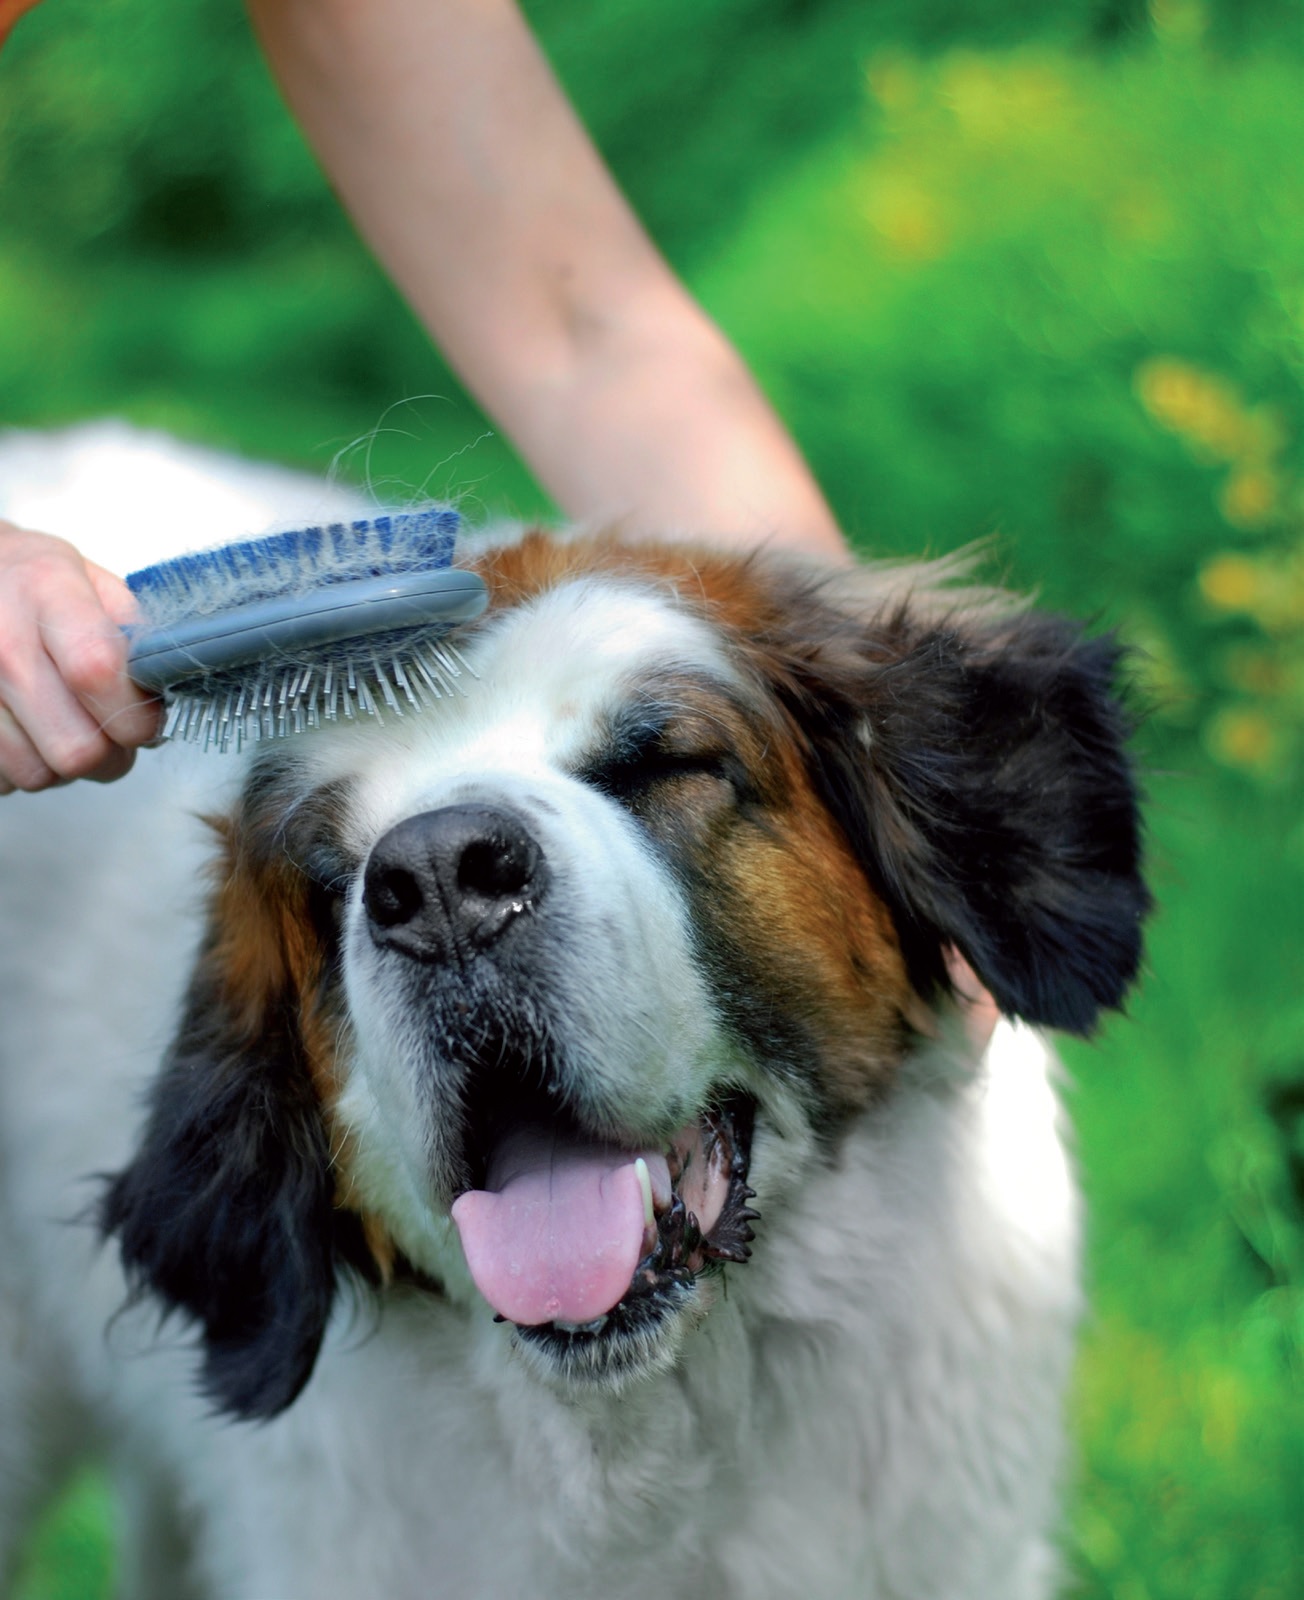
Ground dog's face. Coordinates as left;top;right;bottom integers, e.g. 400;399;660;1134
103;535;1148;1420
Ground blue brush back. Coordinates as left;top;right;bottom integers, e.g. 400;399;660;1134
126;506;460;627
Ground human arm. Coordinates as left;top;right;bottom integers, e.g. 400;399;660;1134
246;0;849;560
0;0;844;794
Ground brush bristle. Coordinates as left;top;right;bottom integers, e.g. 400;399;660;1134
159;631;477;753
126;507;459;627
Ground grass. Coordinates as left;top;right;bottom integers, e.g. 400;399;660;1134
12;1472;113;1600
1064;780;1304;1597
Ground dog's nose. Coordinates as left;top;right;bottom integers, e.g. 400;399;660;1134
362;804;548;961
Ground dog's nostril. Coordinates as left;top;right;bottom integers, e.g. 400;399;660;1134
457;835;535;901
363;804;549;961
364;863;424;929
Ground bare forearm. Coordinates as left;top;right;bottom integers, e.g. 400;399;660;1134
493;290;847;550
247;0;847;558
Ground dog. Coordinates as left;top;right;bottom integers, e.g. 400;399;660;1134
0;427;1147;1599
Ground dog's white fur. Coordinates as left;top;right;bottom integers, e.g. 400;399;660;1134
0;427;1100;1600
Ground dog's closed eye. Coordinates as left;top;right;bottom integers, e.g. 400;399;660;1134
580;687;760;815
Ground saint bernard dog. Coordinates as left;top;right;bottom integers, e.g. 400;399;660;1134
0;427;1147;1600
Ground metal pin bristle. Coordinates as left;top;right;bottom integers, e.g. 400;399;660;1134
160;639;476;752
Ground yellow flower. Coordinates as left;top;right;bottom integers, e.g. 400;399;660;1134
1135;358;1257;462
1199;554;1260;612
864;180;947;261
1219;470;1278;529
1206;707;1279;773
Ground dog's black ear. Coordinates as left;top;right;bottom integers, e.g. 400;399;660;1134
757;586;1149;1033
101;827;342;1421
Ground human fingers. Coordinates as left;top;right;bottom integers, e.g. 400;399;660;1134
0;710;135;790
83;559;165;747
0;701;59;794
0;524;158;789
0;622;135;788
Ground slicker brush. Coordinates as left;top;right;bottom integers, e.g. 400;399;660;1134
124;507;489;753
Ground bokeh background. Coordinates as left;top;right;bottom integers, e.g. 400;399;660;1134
2;0;1301;1594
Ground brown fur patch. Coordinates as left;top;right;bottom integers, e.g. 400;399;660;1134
470;533;922;1111
626;673;916;1116
711;732;916;1113
472;528;803;627
203;812;398;1282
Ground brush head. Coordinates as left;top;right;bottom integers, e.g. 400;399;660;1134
124;507;489;752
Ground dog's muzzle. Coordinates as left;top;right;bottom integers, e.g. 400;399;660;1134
358;799;758;1363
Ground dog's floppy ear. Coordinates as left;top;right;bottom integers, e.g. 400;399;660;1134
752;576;1148;1033
101;815;348;1421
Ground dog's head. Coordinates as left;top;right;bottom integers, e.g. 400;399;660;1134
102;534;1147;1419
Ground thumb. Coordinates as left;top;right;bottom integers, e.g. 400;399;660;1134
86;560;143;629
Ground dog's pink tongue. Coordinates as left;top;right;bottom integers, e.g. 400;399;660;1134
451;1127;665;1327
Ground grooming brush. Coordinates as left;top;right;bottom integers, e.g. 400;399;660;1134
124;507;489;753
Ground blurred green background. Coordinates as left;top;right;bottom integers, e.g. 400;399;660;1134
2;0;1301;1595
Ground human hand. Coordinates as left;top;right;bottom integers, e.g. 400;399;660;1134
0;521;162;793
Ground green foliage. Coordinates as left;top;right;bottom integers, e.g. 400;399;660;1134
11;1470;113;1600
2;0;1301;1595
698;33;1304;786
0;0;543;509
1063;789;1304;1597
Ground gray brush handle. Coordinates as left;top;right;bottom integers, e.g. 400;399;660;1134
126;569;488;693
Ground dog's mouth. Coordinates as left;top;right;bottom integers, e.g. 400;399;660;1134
449;1081;756;1357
